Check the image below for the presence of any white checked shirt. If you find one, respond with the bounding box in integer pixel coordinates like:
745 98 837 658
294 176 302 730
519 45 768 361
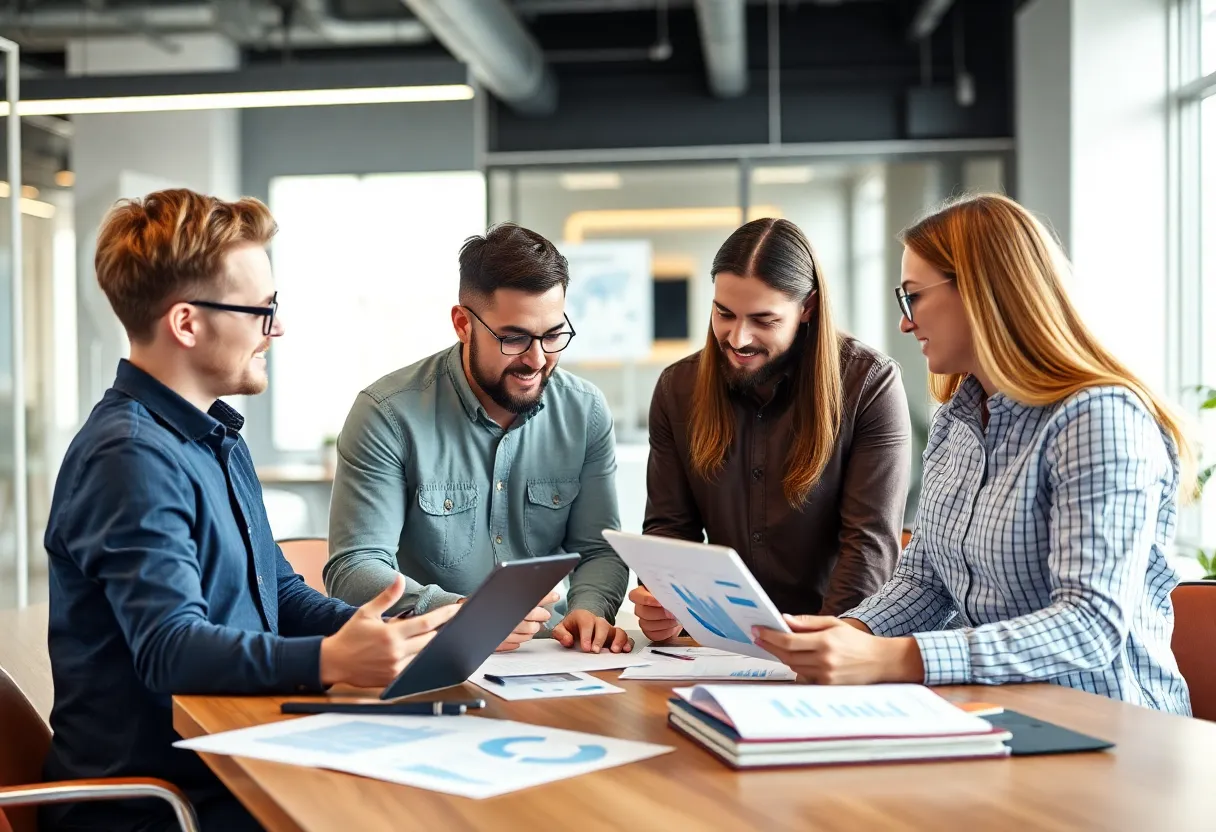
844 377 1191 714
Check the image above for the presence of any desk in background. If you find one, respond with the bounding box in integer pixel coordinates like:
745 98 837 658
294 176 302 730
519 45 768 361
175 678 1216 832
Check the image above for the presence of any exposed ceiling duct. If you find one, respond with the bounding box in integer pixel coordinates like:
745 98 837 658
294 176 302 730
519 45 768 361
400 0 557 116
694 0 747 97
0 2 432 51
907 0 957 41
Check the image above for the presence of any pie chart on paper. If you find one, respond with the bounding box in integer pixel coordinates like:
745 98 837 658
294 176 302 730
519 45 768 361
478 736 608 765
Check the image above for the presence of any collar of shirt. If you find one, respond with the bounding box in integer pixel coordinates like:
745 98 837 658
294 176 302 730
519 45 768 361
112 358 245 441
444 342 545 428
945 375 1023 428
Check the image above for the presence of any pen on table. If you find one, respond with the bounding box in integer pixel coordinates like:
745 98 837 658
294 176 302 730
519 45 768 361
280 700 485 716
648 648 696 662
481 674 508 685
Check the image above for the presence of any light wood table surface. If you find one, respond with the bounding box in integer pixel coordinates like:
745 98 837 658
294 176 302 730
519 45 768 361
174 674 1216 832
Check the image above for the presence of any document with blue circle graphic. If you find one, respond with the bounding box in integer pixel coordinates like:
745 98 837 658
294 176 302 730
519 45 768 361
602 530 793 662
175 713 672 798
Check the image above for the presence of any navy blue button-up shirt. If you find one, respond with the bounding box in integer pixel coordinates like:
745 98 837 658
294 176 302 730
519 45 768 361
42 360 356 830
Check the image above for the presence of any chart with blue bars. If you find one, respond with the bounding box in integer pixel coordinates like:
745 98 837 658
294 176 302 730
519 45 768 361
670 580 758 644
769 698 913 720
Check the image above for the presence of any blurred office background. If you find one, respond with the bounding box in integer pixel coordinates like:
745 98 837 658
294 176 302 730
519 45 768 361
0 0 1213 607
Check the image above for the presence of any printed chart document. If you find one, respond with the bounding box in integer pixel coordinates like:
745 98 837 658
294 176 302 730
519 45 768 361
622 657 795 681
603 530 790 661
673 684 1002 741
475 639 650 679
471 671 627 701
175 714 672 799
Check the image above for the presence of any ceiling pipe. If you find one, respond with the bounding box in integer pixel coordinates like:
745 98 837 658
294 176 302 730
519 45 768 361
907 0 957 41
694 0 748 97
0 3 432 50
400 0 557 116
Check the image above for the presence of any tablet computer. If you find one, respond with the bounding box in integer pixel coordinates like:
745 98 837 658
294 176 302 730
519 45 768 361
602 530 791 662
380 553 580 700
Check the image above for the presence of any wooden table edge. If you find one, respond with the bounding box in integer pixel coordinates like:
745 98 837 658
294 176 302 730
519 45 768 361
173 697 307 832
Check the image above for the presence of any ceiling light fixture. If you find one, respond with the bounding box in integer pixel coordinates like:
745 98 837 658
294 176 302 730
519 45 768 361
0 84 473 117
753 166 815 185
559 171 623 191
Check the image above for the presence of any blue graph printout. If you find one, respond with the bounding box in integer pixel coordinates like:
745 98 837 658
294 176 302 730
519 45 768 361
670 583 753 643
769 698 912 720
258 721 448 755
479 736 609 765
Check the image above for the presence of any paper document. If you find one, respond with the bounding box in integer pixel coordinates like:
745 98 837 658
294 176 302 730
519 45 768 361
673 684 1000 741
475 639 650 679
602 530 790 661
175 714 672 799
645 646 739 660
471 671 627 701
622 658 796 681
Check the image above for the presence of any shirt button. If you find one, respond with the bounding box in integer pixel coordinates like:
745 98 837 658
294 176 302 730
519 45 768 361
751 532 763 543
495 535 503 545
257 574 263 585
496 481 505 492
443 498 453 512
551 494 561 505
752 468 763 480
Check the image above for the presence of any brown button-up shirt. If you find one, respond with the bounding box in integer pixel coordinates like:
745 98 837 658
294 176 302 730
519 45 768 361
643 337 912 616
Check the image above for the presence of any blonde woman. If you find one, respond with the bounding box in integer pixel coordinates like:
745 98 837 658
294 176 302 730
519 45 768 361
755 194 1193 714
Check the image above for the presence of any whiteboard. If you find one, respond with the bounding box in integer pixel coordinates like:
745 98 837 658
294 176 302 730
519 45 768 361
558 240 653 362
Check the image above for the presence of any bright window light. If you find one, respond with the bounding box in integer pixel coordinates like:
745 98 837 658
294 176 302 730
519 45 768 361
269 171 487 452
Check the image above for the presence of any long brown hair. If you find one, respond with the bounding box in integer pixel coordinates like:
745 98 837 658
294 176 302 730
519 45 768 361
901 193 1197 498
689 218 843 507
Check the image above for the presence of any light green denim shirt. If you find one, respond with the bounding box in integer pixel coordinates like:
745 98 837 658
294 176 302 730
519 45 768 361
324 343 627 621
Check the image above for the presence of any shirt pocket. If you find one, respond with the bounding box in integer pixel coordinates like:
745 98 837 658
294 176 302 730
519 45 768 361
523 479 581 558
415 483 479 569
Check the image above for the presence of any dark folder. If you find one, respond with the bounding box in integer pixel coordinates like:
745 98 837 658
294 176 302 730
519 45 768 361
985 710 1114 756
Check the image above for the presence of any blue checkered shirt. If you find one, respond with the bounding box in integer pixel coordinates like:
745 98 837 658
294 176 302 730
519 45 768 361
844 377 1191 714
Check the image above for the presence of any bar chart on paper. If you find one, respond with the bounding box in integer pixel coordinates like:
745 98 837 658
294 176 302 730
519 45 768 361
602 530 794 662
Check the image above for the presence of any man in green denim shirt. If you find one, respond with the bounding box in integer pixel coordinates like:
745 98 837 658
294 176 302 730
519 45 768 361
325 223 633 653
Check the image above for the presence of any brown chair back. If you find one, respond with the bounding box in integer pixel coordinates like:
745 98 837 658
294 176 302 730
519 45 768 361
1172 581 1216 721
0 664 52 832
278 538 330 595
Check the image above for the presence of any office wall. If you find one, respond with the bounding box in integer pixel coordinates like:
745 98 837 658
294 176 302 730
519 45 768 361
1016 0 1072 250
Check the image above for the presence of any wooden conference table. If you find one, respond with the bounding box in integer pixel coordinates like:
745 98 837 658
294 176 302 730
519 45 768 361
173 669 1216 832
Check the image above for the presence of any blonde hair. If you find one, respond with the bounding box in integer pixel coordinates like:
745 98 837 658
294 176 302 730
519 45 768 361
690 218 843 507
95 188 278 341
901 193 1197 498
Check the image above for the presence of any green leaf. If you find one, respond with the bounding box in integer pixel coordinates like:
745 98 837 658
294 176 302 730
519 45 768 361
1202 393 1216 411
1198 464 1216 497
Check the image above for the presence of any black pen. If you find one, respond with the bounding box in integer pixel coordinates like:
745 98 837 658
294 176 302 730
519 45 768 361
649 648 696 662
281 699 485 716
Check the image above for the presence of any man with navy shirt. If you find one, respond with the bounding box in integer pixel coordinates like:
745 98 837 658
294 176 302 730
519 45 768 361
41 189 456 832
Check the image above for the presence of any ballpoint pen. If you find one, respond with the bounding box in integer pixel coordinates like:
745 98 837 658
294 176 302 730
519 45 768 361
280 699 486 716
649 648 697 662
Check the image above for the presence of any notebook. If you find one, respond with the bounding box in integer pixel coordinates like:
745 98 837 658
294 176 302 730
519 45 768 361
667 684 1012 769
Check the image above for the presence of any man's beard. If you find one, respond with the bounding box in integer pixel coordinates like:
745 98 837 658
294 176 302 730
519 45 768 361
469 336 553 414
718 335 800 393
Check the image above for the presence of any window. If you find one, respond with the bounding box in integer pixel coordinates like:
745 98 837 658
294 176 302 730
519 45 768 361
1204 0 1216 74
1173 0 1216 551
268 171 486 453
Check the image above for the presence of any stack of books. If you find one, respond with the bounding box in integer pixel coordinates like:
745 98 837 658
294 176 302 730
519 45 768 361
667 684 1012 769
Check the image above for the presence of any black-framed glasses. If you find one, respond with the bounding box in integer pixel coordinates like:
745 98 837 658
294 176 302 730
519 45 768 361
894 279 953 324
463 305 576 355
186 291 278 336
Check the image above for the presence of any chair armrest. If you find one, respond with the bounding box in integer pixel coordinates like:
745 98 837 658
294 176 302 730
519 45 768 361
0 777 199 832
